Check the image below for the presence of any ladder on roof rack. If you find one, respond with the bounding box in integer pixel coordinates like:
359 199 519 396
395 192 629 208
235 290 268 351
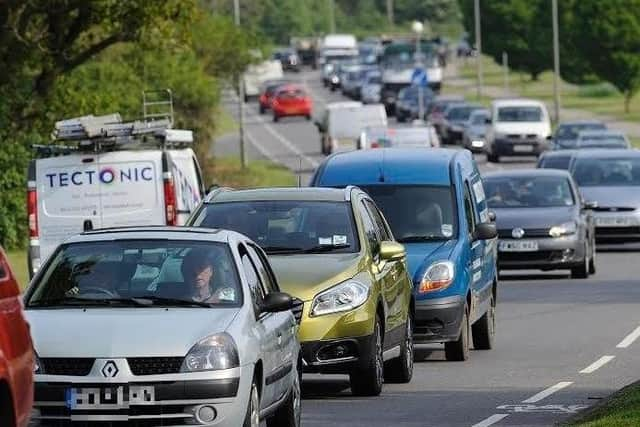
143 89 174 125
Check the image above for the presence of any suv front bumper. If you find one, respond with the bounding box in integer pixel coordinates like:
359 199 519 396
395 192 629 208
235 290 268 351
300 334 375 373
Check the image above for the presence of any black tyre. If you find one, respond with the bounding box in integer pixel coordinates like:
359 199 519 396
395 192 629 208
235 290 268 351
397 114 406 123
384 315 414 383
487 152 499 163
259 105 266 115
306 114 312 121
571 244 590 279
445 304 470 361
243 378 260 427
273 114 280 123
350 315 384 396
589 240 597 275
472 293 496 350
267 365 301 427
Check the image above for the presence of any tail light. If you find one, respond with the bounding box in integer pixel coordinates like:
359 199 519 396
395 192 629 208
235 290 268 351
370 141 380 149
27 188 38 238
163 172 177 226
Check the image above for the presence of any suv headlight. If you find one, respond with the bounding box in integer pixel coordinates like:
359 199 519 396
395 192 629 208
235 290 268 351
549 221 577 237
181 333 239 372
310 281 369 317
419 261 455 293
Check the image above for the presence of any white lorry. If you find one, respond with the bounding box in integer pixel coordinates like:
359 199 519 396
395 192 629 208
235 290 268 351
27 113 205 277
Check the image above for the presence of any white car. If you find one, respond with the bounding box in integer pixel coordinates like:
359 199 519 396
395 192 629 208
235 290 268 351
243 60 284 101
485 98 552 163
26 227 301 427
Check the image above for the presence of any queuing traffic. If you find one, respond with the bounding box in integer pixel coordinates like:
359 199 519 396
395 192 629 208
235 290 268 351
3 31 640 427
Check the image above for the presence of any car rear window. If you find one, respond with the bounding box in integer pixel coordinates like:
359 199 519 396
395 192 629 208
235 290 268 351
539 156 572 170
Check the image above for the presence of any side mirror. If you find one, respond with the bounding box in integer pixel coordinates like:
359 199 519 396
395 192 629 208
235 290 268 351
546 135 553 141
379 241 406 261
583 200 598 210
207 184 219 194
261 292 294 313
473 222 497 241
487 210 497 222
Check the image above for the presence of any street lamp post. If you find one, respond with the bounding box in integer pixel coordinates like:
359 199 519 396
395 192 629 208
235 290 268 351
233 0 247 168
474 0 483 99
552 0 561 123
412 21 425 121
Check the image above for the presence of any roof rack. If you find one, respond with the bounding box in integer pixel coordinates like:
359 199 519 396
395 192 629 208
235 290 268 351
143 89 174 124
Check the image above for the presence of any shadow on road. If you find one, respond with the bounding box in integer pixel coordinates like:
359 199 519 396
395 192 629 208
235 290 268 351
499 272 570 281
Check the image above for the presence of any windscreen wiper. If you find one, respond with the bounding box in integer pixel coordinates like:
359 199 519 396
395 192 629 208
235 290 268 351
28 296 149 308
261 246 305 254
396 235 444 243
131 296 213 308
300 243 351 253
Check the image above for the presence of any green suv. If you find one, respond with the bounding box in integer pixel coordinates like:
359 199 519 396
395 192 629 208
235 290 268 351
188 187 414 396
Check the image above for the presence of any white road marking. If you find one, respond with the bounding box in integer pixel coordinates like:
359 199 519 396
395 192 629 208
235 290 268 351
244 131 280 164
471 413 509 427
522 381 573 404
496 404 588 414
616 325 640 349
252 113 320 168
580 355 615 374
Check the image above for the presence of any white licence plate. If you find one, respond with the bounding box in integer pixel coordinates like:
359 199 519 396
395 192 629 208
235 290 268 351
66 385 155 409
513 144 534 153
499 240 539 252
595 217 632 227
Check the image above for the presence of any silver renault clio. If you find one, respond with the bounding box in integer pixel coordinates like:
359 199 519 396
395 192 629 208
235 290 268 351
25 227 300 427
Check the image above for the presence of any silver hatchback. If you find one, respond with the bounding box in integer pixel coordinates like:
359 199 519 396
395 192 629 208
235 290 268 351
25 227 300 427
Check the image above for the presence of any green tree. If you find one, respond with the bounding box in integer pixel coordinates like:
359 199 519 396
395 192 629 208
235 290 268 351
458 0 550 80
572 0 640 112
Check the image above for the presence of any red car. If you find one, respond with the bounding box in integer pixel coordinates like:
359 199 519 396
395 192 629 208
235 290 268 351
258 79 290 114
271 85 313 122
0 247 34 427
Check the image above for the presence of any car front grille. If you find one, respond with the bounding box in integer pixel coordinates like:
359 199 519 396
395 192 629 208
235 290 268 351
498 228 551 238
596 226 640 235
291 298 304 325
499 250 563 262
127 357 184 376
592 206 636 212
41 358 95 376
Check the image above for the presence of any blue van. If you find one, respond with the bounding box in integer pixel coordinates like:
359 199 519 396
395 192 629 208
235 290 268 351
311 148 498 361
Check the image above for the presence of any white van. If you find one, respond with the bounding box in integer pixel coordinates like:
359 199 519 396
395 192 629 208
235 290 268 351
316 103 388 154
243 60 284 101
317 34 359 67
485 98 552 162
26 115 205 276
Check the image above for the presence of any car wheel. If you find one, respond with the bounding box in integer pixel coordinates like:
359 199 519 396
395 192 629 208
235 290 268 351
571 245 590 279
350 315 384 396
487 152 499 163
243 378 260 427
472 293 496 350
384 314 414 383
273 114 280 123
445 303 470 361
589 239 597 275
259 105 266 114
266 364 301 427
306 114 312 121
397 114 406 123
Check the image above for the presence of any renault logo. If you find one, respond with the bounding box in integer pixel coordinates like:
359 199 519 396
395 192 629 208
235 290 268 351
101 360 119 378
512 228 525 239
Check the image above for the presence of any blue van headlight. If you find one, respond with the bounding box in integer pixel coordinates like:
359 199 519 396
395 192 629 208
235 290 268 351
419 261 455 293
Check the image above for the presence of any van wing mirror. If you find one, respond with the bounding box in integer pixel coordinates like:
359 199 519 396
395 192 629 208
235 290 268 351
583 200 598 210
487 210 497 222
379 241 406 261
473 223 497 241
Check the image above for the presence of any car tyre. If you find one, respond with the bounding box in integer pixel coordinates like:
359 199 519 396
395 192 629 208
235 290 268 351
243 378 260 427
273 114 280 123
306 114 312 121
445 303 470 361
472 293 496 350
267 364 301 427
384 314 414 383
486 152 499 163
259 105 266 115
571 251 589 279
589 240 597 275
397 113 406 123
350 315 384 396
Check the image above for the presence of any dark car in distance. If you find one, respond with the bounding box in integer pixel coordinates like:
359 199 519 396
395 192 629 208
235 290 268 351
553 120 607 150
484 169 596 278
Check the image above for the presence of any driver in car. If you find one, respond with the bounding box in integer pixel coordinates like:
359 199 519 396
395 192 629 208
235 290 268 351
66 263 120 297
181 248 236 303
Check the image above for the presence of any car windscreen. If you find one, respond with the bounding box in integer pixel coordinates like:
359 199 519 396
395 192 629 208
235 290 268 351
366 75 382 84
471 112 489 125
359 185 457 242
556 123 606 139
577 135 628 148
26 240 241 308
194 201 359 255
539 156 572 170
446 106 477 121
572 157 640 187
497 106 543 122
484 176 575 208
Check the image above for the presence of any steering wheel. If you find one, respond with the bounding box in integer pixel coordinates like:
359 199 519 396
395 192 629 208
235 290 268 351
78 286 118 298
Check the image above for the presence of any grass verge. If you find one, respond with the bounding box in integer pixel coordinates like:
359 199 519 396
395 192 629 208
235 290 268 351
562 381 640 427
7 250 29 290
459 55 640 122
204 156 296 188
214 108 238 138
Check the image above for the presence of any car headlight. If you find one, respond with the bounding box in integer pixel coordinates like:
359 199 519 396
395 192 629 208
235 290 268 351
549 221 577 237
310 280 369 316
331 75 339 84
181 333 239 372
419 261 455 293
